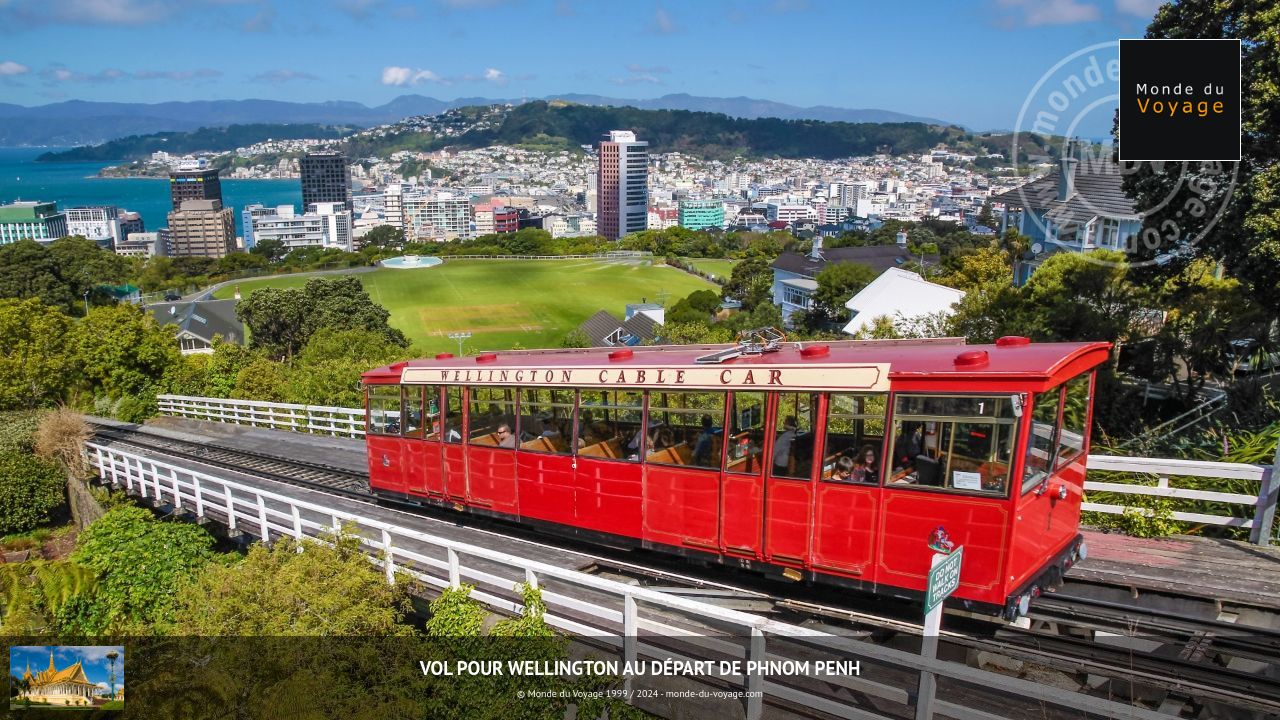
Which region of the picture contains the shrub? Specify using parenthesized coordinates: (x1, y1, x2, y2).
(34, 406, 90, 477)
(67, 506, 215, 634)
(0, 410, 41, 453)
(115, 393, 156, 423)
(0, 450, 65, 535)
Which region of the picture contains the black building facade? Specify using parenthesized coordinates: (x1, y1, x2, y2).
(300, 151, 352, 213)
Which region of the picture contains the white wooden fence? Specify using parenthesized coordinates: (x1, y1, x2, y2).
(153, 395, 1279, 545)
(157, 395, 365, 437)
(86, 441, 1172, 720)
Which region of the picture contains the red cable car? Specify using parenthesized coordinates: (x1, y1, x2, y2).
(362, 336, 1109, 619)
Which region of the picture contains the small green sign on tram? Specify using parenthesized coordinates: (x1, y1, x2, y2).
(924, 546, 963, 614)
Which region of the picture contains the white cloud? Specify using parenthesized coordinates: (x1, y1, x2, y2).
(612, 74, 661, 85)
(381, 66, 445, 86)
(625, 63, 670, 75)
(651, 3, 676, 33)
(0, 60, 31, 76)
(996, 0, 1099, 26)
(1114, 0, 1161, 17)
(0, 0, 181, 26)
(483, 67, 505, 84)
(252, 68, 317, 83)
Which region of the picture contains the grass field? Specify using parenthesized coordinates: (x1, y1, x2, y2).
(681, 257, 738, 280)
(212, 258, 715, 353)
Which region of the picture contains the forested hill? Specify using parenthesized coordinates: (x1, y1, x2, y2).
(36, 123, 356, 162)
(363, 101, 963, 160)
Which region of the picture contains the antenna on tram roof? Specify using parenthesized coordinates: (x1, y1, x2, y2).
(695, 327, 786, 364)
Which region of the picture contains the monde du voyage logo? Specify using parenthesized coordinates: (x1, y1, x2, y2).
(1119, 38, 1241, 162)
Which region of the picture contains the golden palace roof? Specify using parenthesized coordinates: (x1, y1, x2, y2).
(22, 650, 95, 688)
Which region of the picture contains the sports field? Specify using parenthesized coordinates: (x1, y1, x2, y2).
(681, 257, 738, 280)
(212, 258, 715, 353)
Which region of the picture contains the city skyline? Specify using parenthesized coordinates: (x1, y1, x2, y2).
(0, 0, 1160, 135)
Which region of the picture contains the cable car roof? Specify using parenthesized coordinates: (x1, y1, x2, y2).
(364, 337, 1111, 391)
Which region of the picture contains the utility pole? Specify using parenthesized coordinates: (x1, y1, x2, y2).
(447, 331, 472, 356)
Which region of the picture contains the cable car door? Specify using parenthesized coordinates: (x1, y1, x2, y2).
(810, 393, 886, 582)
(440, 386, 468, 502)
(763, 392, 820, 568)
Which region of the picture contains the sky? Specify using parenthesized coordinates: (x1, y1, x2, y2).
(0, 0, 1163, 133)
(9, 646, 126, 695)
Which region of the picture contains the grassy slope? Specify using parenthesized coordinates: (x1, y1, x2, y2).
(213, 258, 715, 353)
(680, 257, 738, 280)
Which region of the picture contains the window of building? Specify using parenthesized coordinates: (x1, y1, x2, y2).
(1097, 218, 1120, 249)
(577, 389, 644, 462)
(822, 393, 887, 484)
(468, 387, 518, 448)
(403, 386, 426, 439)
(442, 386, 464, 443)
(1056, 374, 1091, 470)
(1022, 389, 1060, 493)
(890, 395, 1018, 496)
(725, 392, 766, 474)
(646, 391, 726, 469)
(367, 385, 401, 435)
(519, 389, 575, 455)
(771, 392, 819, 479)
(782, 286, 810, 308)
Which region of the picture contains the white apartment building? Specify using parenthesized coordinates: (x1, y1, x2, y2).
(473, 207, 495, 235)
(244, 204, 353, 251)
(65, 206, 122, 245)
(402, 194, 471, 242)
(114, 230, 170, 258)
(766, 202, 817, 224)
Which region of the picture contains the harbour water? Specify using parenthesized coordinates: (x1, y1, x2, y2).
(0, 147, 302, 237)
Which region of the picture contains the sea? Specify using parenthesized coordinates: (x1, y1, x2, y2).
(0, 147, 302, 237)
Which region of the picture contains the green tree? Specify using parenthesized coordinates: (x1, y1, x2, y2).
(201, 342, 258, 398)
(975, 200, 997, 230)
(0, 450, 65, 535)
(248, 237, 288, 263)
(812, 262, 878, 324)
(1122, 0, 1280, 312)
(360, 224, 405, 250)
(74, 304, 180, 402)
(237, 276, 407, 358)
(1021, 250, 1141, 345)
(720, 255, 773, 311)
(232, 358, 289, 402)
(48, 235, 132, 303)
(65, 506, 215, 634)
(936, 246, 1013, 293)
(559, 329, 591, 348)
(173, 530, 412, 635)
(0, 299, 78, 409)
(0, 240, 75, 313)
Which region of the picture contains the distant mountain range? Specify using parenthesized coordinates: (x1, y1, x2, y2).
(0, 94, 954, 147)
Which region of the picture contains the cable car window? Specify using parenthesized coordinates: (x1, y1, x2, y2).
(577, 389, 643, 462)
(468, 386, 518, 449)
(647, 390, 726, 469)
(422, 387, 441, 441)
(1055, 373, 1091, 470)
(725, 392, 766, 475)
(367, 385, 401, 435)
(1022, 389, 1061, 493)
(402, 386, 426, 439)
(519, 388, 575, 455)
(772, 392, 819, 480)
(442, 386, 464, 444)
(890, 394, 1017, 496)
(823, 393, 887, 484)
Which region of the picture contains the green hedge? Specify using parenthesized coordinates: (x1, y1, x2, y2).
(0, 449, 65, 535)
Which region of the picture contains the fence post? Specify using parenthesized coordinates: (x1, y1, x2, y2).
(623, 594, 637, 696)
(447, 547, 461, 588)
(746, 627, 765, 720)
(1250, 446, 1279, 546)
(292, 505, 304, 550)
(383, 529, 396, 584)
(224, 484, 237, 532)
(193, 476, 205, 520)
(256, 494, 270, 543)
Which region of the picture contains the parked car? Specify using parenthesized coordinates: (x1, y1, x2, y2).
(1223, 339, 1280, 374)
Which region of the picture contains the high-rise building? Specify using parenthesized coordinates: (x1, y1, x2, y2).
(64, 206, 122, 247)
(678, 200, 725, 231)
(597, 130, 648, 240)
(169, 167, 222, 211)
(300, 151, 352, 213)
(115, 230, 170, 258)
(168, 199, 235, 258)
(240, 204, 279, 250)
(0, 201, 67, 244)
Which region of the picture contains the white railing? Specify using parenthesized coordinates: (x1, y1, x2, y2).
(152, 395, 1279, 545)
(157, 394, 365, 438)
(85, 441, 1170, 720)
(1084, 455, 1277, 545)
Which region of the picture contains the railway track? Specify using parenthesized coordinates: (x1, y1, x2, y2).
(89, 421, 1280, 717)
